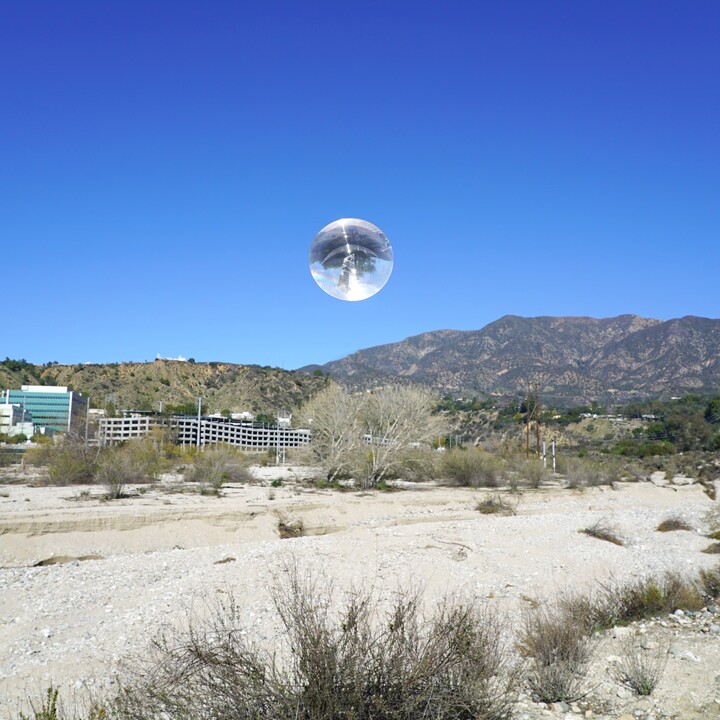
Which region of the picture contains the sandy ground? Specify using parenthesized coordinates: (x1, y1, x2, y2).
(1, 468, 719, 719)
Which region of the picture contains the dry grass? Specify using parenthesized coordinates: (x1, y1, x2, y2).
(656, 516, 693, 532)
(562, 571, 706, 631)
(475, 494, 516, 516)
(276, 514, 306, 539)
(614, 634, 668, 696)
(701, 542, 720, 554)
(580, 519, 624, 546)
(519, 602, 597, 703)
(699, 564, 720, 597)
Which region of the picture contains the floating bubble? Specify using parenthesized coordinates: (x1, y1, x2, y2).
(309, 218, 393, 301)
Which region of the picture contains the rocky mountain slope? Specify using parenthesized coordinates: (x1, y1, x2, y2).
(5, 315, 719, 414)
(302, 315, 720, 406)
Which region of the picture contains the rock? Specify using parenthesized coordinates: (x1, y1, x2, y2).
(616, 714, 635, 720)
(668, 644, 700, 662)
(613, 625, 631, 638)
(709, 623, 720, 634)
(616, 687, 633, 699)
(640, 639, 658, 650)
(551, 701, 570, 713)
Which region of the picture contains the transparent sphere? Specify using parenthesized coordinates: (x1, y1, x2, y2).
(309, 218, 393, 301)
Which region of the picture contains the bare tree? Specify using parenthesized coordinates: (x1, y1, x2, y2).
(299, 384, 446, 487)
(297, 385, 363, 482)
(358, 385, 446, 486)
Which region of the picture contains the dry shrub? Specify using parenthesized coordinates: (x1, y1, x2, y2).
(519, 602, 597, 703)
(591, 572, 704, 628)
(475, 494, 516, 516)
(442, 448, 503, 488)
(185, 445, 251, 494)
(656, 516, 693, 532)
(564, 458, 604, 489)
(395, 446, 441, 482)
(19, 684, 106, 720)
(614, 633, 668, 696)
(705, 503, 720, 535)
(113, 567, 518, 720)
(32, 436, 101, 485)
(276, 514, 305, 539)
(699, 563, 720, 598)
(702, 542, 720, 554)
(516, 459, 547, 489)
(95, 450, 143, 499)
(580, 519, 624, 546)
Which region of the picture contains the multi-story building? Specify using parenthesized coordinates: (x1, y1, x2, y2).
(98, 413, 311, 451)
(4, 385, 87, 433)
(0, 402, 32, 435)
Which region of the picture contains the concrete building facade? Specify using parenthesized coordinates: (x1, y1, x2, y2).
(0, 403, 29, 435)
(98, 414, 311, 451)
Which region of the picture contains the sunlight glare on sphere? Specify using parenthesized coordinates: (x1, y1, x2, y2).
(309, 218, 394, 301)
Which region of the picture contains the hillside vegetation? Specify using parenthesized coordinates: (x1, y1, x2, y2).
(0, 358, 328, 418)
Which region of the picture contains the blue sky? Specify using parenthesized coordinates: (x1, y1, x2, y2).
(2, 1, 718, 369)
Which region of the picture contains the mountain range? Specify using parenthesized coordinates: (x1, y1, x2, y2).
(4, 315, 719, 414)
(301, 315, 720, 407)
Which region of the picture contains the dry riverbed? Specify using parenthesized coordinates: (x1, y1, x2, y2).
(1, 469, 719, 719)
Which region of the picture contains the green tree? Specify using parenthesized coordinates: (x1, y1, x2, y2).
(705, 397, 720, 424)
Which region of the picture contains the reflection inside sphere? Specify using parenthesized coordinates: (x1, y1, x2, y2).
(309, 218, 393, 301)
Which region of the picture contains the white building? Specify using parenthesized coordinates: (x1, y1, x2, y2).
(98, 414, 311, 451)
(0, 403, 33, 437)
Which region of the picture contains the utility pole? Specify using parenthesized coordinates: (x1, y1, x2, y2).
(525, 383, 531, 459)
(85, 395, 90, 446)
(535, 383, 541, 458)
(196, 396, 203, 450)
